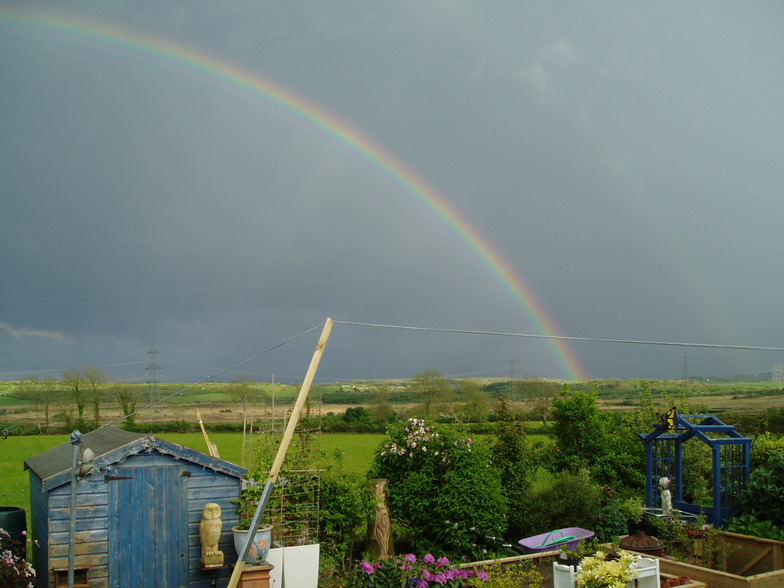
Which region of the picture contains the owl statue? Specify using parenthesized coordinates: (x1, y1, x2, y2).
(200, 503, 225, 567)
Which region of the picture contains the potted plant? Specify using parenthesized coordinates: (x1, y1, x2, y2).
(559, 538, 600, 570)
(618, 496, 647, 536)
(616, 496, 665, 556)
(236, 426, 322, 586)
(231, 478, 274, 564)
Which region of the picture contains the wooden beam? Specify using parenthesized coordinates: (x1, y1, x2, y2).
(196, 410, 219, 458)
(737, 546, 772, 577)
(226, 318, 334, 588)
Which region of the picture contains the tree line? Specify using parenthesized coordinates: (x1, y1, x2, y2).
(11, 365, 140, 432)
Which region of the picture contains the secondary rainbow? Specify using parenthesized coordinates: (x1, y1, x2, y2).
(1, 7, 586, 379)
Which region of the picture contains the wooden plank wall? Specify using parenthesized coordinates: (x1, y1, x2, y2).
(658, 532, 784, 588)
(721, 532, 784, 576)
(187, 463, 242, 588)
(32, 451, 242, 588)
(29, 473, 51, 587)
(47, 475, 110, 587)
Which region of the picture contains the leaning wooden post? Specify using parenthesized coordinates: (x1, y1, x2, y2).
(196, 409, 219, 458)
(227, 318, 334, 588)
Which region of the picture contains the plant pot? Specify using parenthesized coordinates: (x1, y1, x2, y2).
(627, 517, 658, 538)
(620, 530, 665, 557)
(232, 524, 273, 564)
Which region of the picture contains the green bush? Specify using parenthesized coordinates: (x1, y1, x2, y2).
(481, 560, 544, 588)
(592, 487, 630, 543)
(727, 514, 784, 541)
(319, 457, 375, 571)
(517, 469, 603, 538)
(750, 433, 784, 469)
(491, 397, 539, 541)
(549, 386, 644, 492)
(369, 418, 507, 558)
(737, 451, 784, 526)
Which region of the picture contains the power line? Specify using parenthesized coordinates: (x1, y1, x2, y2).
(332, 320, 784, 352)
(102, 322, 325, 429)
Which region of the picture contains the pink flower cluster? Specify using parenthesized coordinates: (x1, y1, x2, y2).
(356, 552, 488, 587)
(380, 418, 441, 460)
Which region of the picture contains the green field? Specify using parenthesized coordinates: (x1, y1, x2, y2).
(157, 432, 385, 473)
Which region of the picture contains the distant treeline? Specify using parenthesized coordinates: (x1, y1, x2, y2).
(6, 406, 784, 438)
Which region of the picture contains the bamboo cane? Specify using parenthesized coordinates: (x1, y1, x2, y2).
(227, 318, 334, 588)
(196, 409, 219, 458)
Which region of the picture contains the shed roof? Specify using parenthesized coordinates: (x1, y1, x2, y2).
(25, 426, 246, 492)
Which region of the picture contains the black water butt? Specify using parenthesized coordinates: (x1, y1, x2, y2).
(0, 506, 27, 559)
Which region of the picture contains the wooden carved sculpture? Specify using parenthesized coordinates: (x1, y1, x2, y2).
(367, 478, 393, 559)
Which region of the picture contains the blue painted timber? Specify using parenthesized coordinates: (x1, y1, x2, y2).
(25, 427, 246, 587)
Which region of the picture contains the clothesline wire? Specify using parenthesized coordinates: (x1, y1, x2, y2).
(332, 320, 784, 352)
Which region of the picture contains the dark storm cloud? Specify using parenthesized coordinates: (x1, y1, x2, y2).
(2, 1, 784, 383)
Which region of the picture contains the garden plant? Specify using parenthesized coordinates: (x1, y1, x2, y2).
(0, 528, 35, 588)
(369, 418, 507, 559)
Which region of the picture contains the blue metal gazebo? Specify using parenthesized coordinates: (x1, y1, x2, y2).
(639, 409, 752, 528)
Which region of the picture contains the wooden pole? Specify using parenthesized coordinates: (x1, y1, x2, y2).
(227, 318, 334, 588)
(196, 409, 219, 458)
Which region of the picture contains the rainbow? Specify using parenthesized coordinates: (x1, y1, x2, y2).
(0, 7, 587, 379)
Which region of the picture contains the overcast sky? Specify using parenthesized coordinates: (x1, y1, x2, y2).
(2, 1, 783, 384)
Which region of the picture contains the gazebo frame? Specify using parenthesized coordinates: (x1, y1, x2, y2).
(639, 410, 751, 528)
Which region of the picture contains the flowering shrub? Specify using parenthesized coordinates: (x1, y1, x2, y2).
(369, 419, 507, 558)
(0, 529, 35, 588)
(575, 550, 638, 588)
(347, 553, 488, 588)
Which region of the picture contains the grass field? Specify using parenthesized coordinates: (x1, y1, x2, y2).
(0, 431, 388, 536)
(157, 432, 386, 473)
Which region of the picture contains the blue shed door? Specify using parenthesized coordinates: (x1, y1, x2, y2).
(108, 464, 189, 587)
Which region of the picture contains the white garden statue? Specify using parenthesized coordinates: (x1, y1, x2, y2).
(659, 477, 673, 517)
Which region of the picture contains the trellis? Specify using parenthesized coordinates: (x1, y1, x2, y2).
(639, 410, 751, 527)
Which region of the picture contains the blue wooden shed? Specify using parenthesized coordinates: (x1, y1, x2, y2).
(24, 427, 247, 587)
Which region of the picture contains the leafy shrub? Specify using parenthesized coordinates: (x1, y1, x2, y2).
(479, 560, 544, 588)
(588, 412, 645, 490)
(593, 487, 629, 543)
(517, 469, 603, 538)
(319, 457, 374, 571)
(737, 451, 784, 526)
(549, 387, 644, 492)
(766, 407, 784, 434)
(727, 514, 784, 541)
(550, 387, 604, 471)
(369, 419, 507, 558)
(491, 397, 539, 540)
(750, 433, 784, 469)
